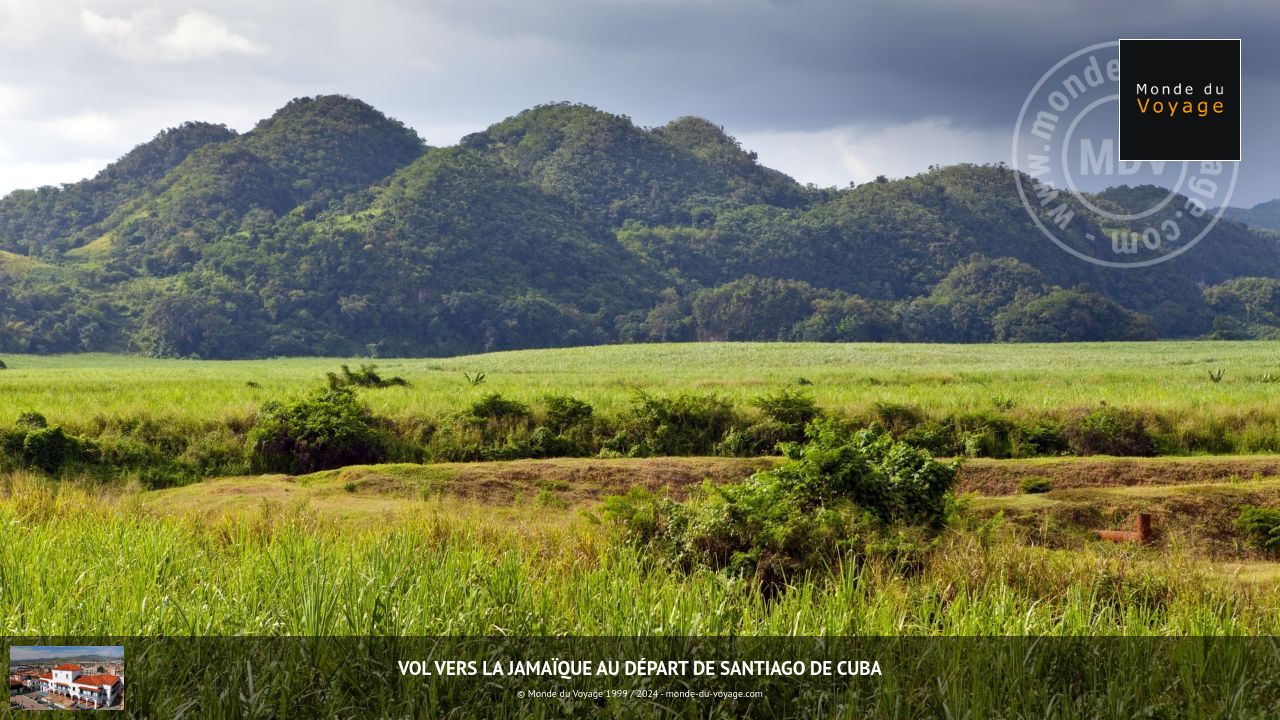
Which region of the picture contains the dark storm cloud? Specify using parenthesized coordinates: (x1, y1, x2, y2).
(407, 0, 1280, 130)
(1, 0, 1276, 203)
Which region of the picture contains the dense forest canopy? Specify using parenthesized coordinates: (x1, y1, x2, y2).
(1, 95, 1279, 357)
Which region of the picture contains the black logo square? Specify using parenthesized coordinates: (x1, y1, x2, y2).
(1119, 39, 1240, 161)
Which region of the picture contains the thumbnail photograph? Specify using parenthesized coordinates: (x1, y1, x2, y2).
(8, 646, 124, 711)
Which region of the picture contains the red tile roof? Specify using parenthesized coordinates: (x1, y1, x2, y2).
(73, 674, 120, 688)
(52, 663, 81, 671)
(36, 673, 53, 681)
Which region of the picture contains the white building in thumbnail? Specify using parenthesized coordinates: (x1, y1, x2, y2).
(36, 663, 122, 709)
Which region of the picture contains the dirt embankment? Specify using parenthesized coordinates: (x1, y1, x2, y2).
(957, 456, 1280, 495)
(425, 454, 1280, 501)
(154, 454, 1280, 525)
(316, 454, 1280, 504)
(325, 456, 781, 505)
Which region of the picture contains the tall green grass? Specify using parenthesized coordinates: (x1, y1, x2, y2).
(1, 473, 1275, 637)
(6, 343, 1280, 464)
(2, 341, 1280, 425)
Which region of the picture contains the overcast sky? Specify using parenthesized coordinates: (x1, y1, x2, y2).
(10, 645, 124, 661)
(1, 0, 1277, 206)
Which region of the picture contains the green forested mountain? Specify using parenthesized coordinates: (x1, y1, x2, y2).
(0, 121, 237, 256)
(1, 96, 1278, 357)
(1223, 199, 1280, 234)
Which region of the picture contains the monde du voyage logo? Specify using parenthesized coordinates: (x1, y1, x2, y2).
(1013, 39, 1241, 268)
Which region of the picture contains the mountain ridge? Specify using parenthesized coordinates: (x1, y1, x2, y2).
(1222, 198, 1280, 233)
(1, 95, 1278, 357)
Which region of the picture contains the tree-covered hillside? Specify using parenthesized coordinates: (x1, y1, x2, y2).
(0, 121, 237, 256)
(1, 96, 1278, 357)
(1223, 199, 1280, 234)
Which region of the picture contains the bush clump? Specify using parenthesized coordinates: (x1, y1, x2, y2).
(872, 401, 925, 434)
(1234, 506, 1280, 555)
(1019, 476, 1053, 494)
(1018, 418, 1068, 456)
(753, 386, 820, 428)
(326, 364, 408, 390)
(434, 395, 603, 462)
(249, 389, 390, 474)
(542, 395, 594, 434)
(607, 391, 739, 457)
(1, 411, 97, 474)
(1064, 406, 1155, 456)
(530, 395, 599, 457)
(22, 426, 79, 473)
(16, 411, 47, 430)
(424, 393, 546, 462)
(604, 419, 959, 592)
(719, 387, 821, 456)
(468, 393, 531, 422)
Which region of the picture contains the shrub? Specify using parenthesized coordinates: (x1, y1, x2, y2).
(716, 419, 796, 457)
(1017, 418, 1067, 456)
(521, 426, 577, 459)
(1064, 406, 1155, 456)
(428, 407, 569, 463)
(91, 437, 173, 484)
(2, 412, 96, 474)
(608, 392, 739, 457)
(0, 428, 23, 464)
(533, 395, 600, 457)
(0, 359, 7, 369)
(326, 364, 408, 390)
(1019, 476, 1053, 494)
(249, 389, 389, 474)
(900, 421, 960, 456)
(951, 411, 1018, 458)
(542, 395, 593, 434)
(21, 426, 94, 474)
(468, 393, 531, 422)
(604, 420, 959, 592)
(422, 394, 538, 462)
(16, 411, 48, 430)
(1234, 506, 1280, 555)
(752, 387, 819, 428)
(872, 401, 925, 433)
(718, 387, 822, 455)
(423, 423, 489, 462)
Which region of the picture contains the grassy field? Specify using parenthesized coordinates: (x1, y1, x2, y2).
(11, 465, 1279, 716)
(4, 341, 1280, 427)
(1, 344, 1278, 643)
(2, 466, 1278, 638)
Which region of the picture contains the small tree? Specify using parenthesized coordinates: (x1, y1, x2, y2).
(249, 389, 389, 474)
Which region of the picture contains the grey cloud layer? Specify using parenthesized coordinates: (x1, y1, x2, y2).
(0, 0, 1276, 203)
